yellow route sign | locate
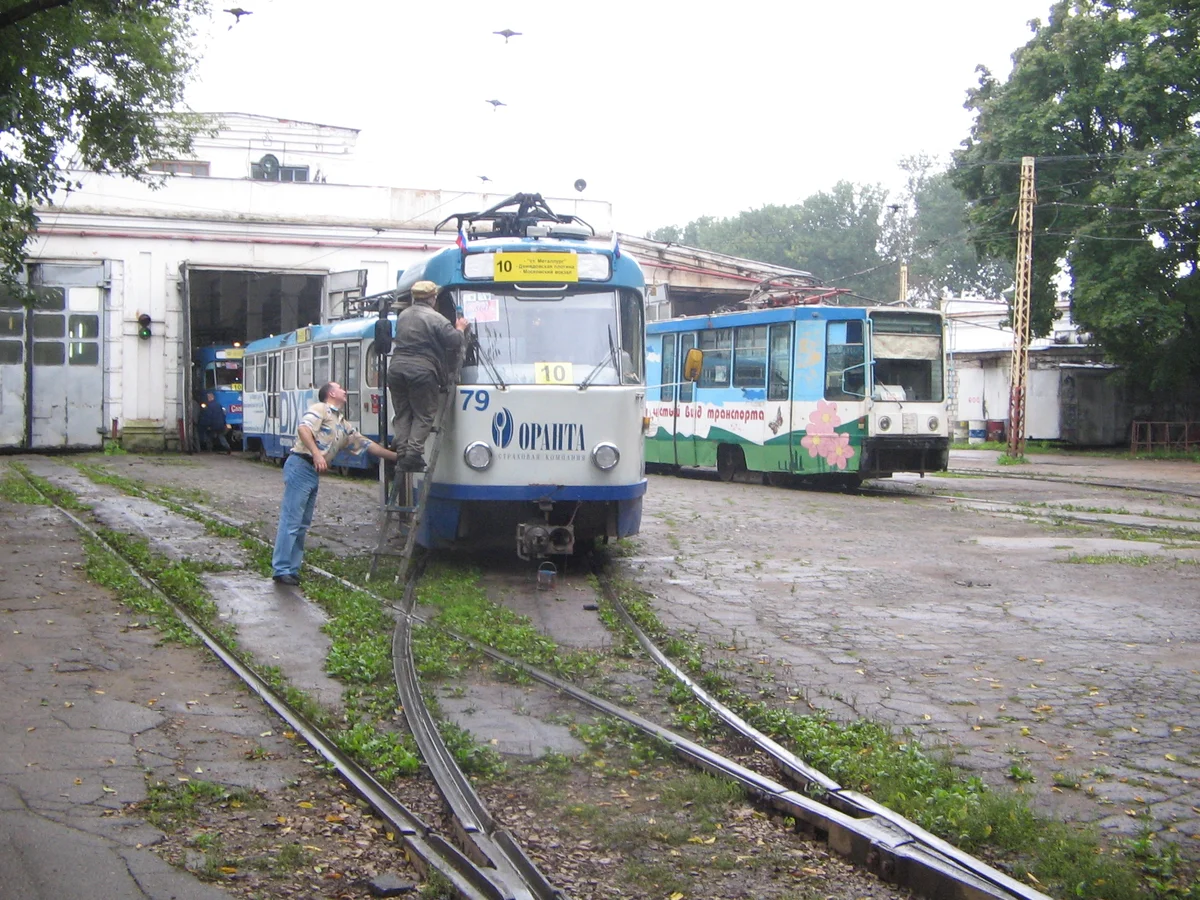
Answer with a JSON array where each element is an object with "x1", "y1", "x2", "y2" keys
[
  {"x1": 534, "y1": 362, "x2": 574, "y2": 384},
  {"x1": 494, "y1": 252, "x2": 578, "y2": 282}
]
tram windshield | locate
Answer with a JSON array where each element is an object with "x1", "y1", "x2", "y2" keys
[
  {"x1": 204, "y1": 360, "x2": 243, "y2": 389},
  {"x1": 458, "y1": 288, "x2": 644, "y2": 386},
  {"x1": 869, "y1": 312, "x2": 944, "y2": 403}
]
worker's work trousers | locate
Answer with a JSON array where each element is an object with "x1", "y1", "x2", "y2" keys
[{"x1": 387, "y1": 368, "x2": 441, "y2": 459}]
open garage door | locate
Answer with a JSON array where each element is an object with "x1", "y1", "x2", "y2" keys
[
  {"x1": 181, "y1": 266, "x2": 365, "y2": 450},
  {"x1": 0, "y1": 263, "x2": 106, "y2": 450}
]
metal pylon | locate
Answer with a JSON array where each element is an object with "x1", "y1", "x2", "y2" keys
[{"x1": 1007, "y1": 155, "x2": 1035, "y2": 458}]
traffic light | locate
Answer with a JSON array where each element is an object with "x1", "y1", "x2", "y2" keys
[{"x1": 137, "y1": 313, "x2": 152, "y2": 340}]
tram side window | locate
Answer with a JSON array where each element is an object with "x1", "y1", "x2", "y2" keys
[
  {"x1": 768, "y1": 323, "x2": 791, "y2": 401},
  {"x1": 346, "y1": 343, "x2": 360, "y2": 416},
  {"x1": 619, "y1": 289, "x2": 645, "y2": 384},
  {"x1": 660, "y1": 336, "x2": 676, "y2": 402},
  {"x1": 733, "y1": 326, "x2": 767, "y2": 389},
  {"x1": 282, "y1": 348, "x2": 296, "y2": 391},
  {"x1": 313, "y1": 345, "x2": 330, "y2": 388},
  {"x1": 332, "y1": 344, "x2": 347, "y2": 387},
  {"x1": 699, "y1": 329, "x2": 731, "y2": 389},
  {"x1": 825, "y1": 320, "x2": 865, "y2": 400},
  {"x1": 297, "y1": 345, "x2": 313, "y2": 389}
]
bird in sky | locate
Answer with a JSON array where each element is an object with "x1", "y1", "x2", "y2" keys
[
  {"x1": 223, "y1": 7, "x2": 252, "y2": 26},
  {"x1": 485, "y1": 99, "x2": 506, "y2": 111},
  {"x1": 478, "y1": 175, "x2": 491, "y2": 183},
  {"x1": 494, "y1": 29, "x2": 521, "y2": 43}
]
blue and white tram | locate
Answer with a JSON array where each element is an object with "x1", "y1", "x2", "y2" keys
[{"x1": 244, "y1": 193, "x2": 648, "y2": 558}]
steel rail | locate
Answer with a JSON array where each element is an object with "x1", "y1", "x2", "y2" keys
[
  {"x1": 600, "y1": 589, "x2": 1049, "y2": 900},
  {"x1": 392, "y1": 561, "x2": 564, "y2": 900},
  {"x1": 14, "y1": 468, "x2": 513, "y2": 900},
  {"x1": 65, "y1": 470, "x2": 1048, "y2": 900},
  {"x1": 71, "y1": 465, "x2": 563, "y2": 898}
]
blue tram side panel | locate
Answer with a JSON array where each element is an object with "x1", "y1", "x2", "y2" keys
[
  {"x1": 193, "y1": 344, "x2": 245, "y2": 439},
  {"x1": 242, "y1": 317, "x2": 387, "y2": 468},
  {"x1": 646, "y1": 305, "x2": 950, "y2": 485},
  {"x1": 243, "y1": 194, "x2": 648, "y2": 557}
]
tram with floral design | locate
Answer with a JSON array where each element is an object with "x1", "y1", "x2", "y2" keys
[{"x1": 645, "y1": 302, "x2": 950, "y2": 487}]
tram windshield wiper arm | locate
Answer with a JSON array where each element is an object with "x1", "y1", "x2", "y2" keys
[
  {"x1": 470, "y1": 333, "x2": 507, "y2": 389},
  {"x1": 578, "y1": 326, "x2": 619, "y2": 391}
]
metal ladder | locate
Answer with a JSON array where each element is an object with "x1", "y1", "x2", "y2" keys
[{"x1": 368, "y1": 344, "x2": 467, "y2": 582}]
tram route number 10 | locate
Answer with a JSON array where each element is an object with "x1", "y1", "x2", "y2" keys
[{"x1": 535, "y1": 361, "x2": 573, "y2": 384}]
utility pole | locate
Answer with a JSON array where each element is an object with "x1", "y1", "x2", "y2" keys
[{"x1": 1007, "y1": 156, "x2": 1035, "y2": 459}]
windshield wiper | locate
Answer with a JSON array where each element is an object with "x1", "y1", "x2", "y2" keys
[
  {"x1": 578, "y1": 326, "x2": 620, "y2": 391},
  {"x1": 470, "y1": 332, "x2": 507, "y2": 389}
]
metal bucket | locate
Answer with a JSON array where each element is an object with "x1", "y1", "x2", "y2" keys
[
  {"x1": 953, "y1": 420, "x2": 969, "y2": 442},
  {"x1": 986, "y1": 419, "x2": 1006, "y2": 443},
  {"x1": 968, "y1": 419, "x2": 986, "y2": 445},
  {"x1": 536, "y1": 561, "x2": 557, "y2": 591}
]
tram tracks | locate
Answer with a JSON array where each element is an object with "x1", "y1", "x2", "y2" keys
[{"x1": 16, "y1": 462, "x2": 1053, "y2": 900}]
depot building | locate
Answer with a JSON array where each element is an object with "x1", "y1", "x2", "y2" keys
[{"x1": 4, "y1": 113, "x2": 806, "y2": 452}]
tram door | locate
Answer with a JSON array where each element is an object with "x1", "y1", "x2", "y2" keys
[{"x1": 672, "y1": 333, "x2": 699, "y2": 466}]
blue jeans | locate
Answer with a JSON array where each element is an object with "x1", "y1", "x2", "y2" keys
[{"x1": 272, "y1": 454, "x2": 320, "y2": 577}]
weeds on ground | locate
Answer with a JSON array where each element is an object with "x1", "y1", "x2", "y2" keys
[
  {"x1": 0, "y1": 468, "x2": 48, "y2": 504},
  {"x1": 602, "y1": 575, "x2": 1199, "y2": 900}
]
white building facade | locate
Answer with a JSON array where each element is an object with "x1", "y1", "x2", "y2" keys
[{"x1": 8, "y1": 114, "x2": 611, "y2": 450}]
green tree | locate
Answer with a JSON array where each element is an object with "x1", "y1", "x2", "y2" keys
[
  {"x1": 885, "y1": 155, "x2": 1013, "y2": 306},
  {"x1": 952, "y1": 0, "x2": 1200, "y2": 395},
  {"x1": 650, "y1": 181, "x2": 895, "y2": 301},
  {"x1": 1, "y1": 0, "x2": 210, "y2": 291}
]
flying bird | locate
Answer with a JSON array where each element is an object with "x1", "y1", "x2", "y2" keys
[
  {"x1": 223, "y1": 7, "x2": 252, "y2": 24},
  {"x1": 493, "y1": 29, "x2": 521, "y2": 43},
  {"x1": 485, "y1": 99, "x2": 506, "y2": 111},
  {"x1": 478, "y1": 175, "x2": 491, "y2": 183}
]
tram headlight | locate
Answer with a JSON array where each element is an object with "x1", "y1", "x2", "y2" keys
[
  {"x1": 591, "y1": 442, "x2": 620, "y2": 470},
  {"x1": 463, "y1": 441, "x2": 493, "y2": 470},
  {"x1": 928, "y1": 416, "x2": 940, "y2": 432},
  {"x1": 878, "y1": 416, "x2": 892, "y2": 432}
]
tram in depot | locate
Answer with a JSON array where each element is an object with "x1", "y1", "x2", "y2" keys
[
  {"x1": 242, "y1": 193, "x2": 649, "y2": 558},
  {"x1": 645, "y1": 289, "x2": 950, "y2": 487},
  {"x1": 193, "y1": 344, "x2": 245, "y2": 442}
]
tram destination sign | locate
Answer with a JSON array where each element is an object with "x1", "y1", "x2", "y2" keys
[{"x1": 494, "y1": 252, "x2": 579, "y2": 282}]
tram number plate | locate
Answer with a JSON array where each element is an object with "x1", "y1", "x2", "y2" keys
[
  {"x1": 535, "y1": 362, "x2": 573, "y2": 384},
  {"x1": 494, "y1": 252, "x2": 578, "y2": 282}
]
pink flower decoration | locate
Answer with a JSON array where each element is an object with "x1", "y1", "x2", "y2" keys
[
  {"x1": 806, "y1": 400, "x2": 841, "y2": 435},
  {"x1": 800, "y1": 431, "x2": 827, "y2": 459},
  {"x1": 825, "y1": 432, "x2": 856, "y2": 470}
]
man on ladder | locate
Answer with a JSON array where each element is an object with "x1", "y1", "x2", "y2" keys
[{"x1": 387, "y1": 280, "x2": 468, "y2": 472}]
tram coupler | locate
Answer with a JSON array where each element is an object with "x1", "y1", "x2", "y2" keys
[{"x1": 516, "y1": 522, "x2": 574, "y2": 560}]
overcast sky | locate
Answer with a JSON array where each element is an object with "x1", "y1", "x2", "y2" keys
[{"x1": 184, "y1": 0, "x2": 1052, "y2": 235}]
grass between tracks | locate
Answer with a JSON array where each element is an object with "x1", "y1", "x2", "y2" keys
[{"x1": 42, "y1": 461, "x2": 1200, "y2": 900}]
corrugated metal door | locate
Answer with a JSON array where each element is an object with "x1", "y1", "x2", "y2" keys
[{"x1": 0, "y1": 263, "x2": 106, "y2": 449}]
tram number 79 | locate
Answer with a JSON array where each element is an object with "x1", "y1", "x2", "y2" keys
[{"x1": 459, "y1": 389, "x2": 490, "y2": 411}]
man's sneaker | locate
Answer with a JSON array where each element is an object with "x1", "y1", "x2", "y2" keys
[{"x1": 272, "y1": 573, "x2": 300, "y2": 586}]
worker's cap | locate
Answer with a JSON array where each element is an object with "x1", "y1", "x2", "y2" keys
[{"x1": 411, "y1": 281, "x2": 438, "y2": 300}]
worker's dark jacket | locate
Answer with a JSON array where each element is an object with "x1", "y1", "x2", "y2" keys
[{"x1": 387, "y1": 303, "x2": 464, "y2": 386}]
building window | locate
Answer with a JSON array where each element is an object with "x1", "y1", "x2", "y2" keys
[
  {"x1": 251, "y1": 153, "x2": 309, "y2": 182},
  {"x1": 148, "y1": 160, "x2": 210, "y2": 176}
]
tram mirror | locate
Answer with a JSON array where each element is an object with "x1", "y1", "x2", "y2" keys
[
  {"x1": 682, "y1": 348, "x2": 704, "y2": 383},
  {"x1": 373, "y1": 318, "x2": 393, "y2": 356},
  {"x1": 840, "y1": 362, "x2": 867, "y2": 398}
]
